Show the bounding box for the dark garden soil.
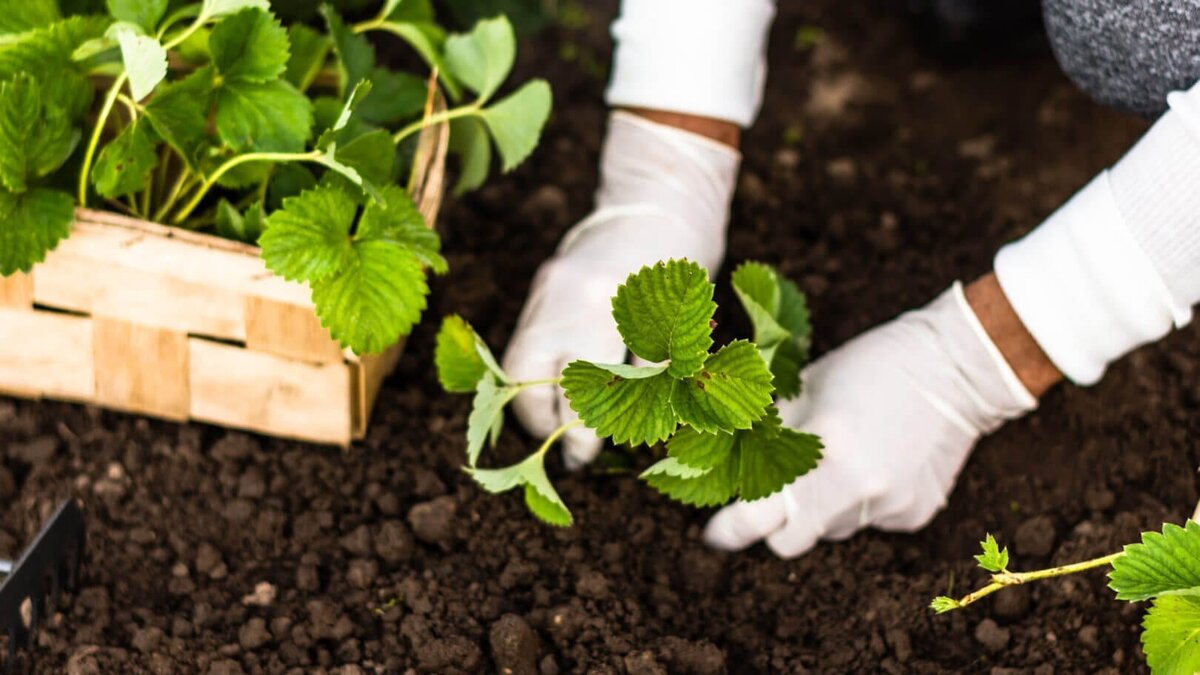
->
[3,1,1196,673]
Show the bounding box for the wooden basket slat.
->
[188,338,353,445]
[92,318,191,421]
[244,296,345,364]
[0,308,95,401]
[0,273,32,308]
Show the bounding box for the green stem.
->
[513,377,563,390]
[162,9,209,51]
[116,93,140,123]
[171,151,320,225]
[536,419,585,457]
[353,18,462,101]
[392,106,479,144]
[78,73,128,206]
[153,165,195,223]
[945,552,1125,611]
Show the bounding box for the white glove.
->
[503,111,740,468]
[705,283,1037,557]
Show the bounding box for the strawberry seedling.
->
[0,0,552,354]
[933,521,1200,673]
[436,259,824,525]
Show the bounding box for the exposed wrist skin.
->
[622,108,741,150]
[965,273,1062,398]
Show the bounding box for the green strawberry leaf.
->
[93,119,159,198]
[732,262,811,399]
[310,241,426,354]
[524,484,573,527]
[383,0,436,22]
[975,534,1010,573]
[315,79,373,151]
[335,129,396,186]
[470,450,572,527]
[106,0,167,33]
[355,184,443,273]
[736,419,822,501]
[929,597,961,614]
[1110,520,1200,601]
[284,23,330,89]
[466,373,519,465]
[321,5,374,95]
[654,407,821,505]
[436,314,506,393]
[262,184,434,354]
[216,78,314,152]
[204,0,269,17]
[642,453,737,507]
[110,23,167,101]
[371,18,457,100]
[449,116,491,195]
[215,198,265,243]
[0,17,109,119]
[259,183,358,283]
[209,7,289,83]
[444,15,513,102]
[670,340,775,435]
[0,74,80,193]
[142,66,213,167]
[267,162,317,210]
[561,362,678,447]
[479,79,551,172]
[0,187,75,275]
[667,423,737,470]
[358,68,426,125]
[611,259,716,378]
[1143,595,1200,675]
[0,0,60,35]
[732,262,789,345]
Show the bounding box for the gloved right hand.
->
[502,110,740,468]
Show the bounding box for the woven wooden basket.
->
[0,96,449,446]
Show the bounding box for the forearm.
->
[622,108,741,150]
[965,274,1061,398]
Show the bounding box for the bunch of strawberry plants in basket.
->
[436,259,825,524]
[0,0,551,353]
[933,521,1200,673]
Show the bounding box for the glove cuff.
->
[605,0,776,127]
[557,111,740,275]
[913,283,1037,437]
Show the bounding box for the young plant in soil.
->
[435,259,824,525]
[933,522,1200,673]
[0,0,551,354]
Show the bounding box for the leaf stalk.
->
[939,551,1125,611]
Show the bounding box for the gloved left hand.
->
[704,283,1038,557]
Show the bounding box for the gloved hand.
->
[503,110,740,468]
[704,282,1037,557]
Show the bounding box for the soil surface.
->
[3,1,1196,673]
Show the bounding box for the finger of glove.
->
[703,494,787,552]
[557,386,603,469]
[764,453,890,557]
[871,462,949,532]
[505,353,565,439]
[561,423,603,470]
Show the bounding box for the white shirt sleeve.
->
[605,0,777,128]
[994,80,1200,384]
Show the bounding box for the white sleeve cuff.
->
[995,172,1190,385]
[605,0,776,127]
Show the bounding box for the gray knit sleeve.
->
[1042,0,1200,117]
